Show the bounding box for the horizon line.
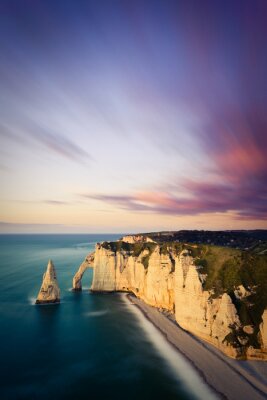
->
[0,228,267,235]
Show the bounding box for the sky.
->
[0,0,267,233]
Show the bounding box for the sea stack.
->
[36,260,60,304]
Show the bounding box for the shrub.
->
[141,254,150,269]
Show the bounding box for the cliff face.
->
[175,251,242,358]
[36,260,60,304]
[75,241,267,360]
[91,244,174,310]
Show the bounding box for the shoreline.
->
[126,294,267,400]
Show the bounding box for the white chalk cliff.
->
[90,243,174,310]
[121,235,155,244]
[36,260,60,304]
[175,251,242,358]
[74,242,267,360]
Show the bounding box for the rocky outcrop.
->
[121,235,155,243]
[36,260,60,304]
[73,252,94,291]
[234,285,251,299]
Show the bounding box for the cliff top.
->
[139,229,267,251]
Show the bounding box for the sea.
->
[0,234,216,400]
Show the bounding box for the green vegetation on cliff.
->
[101,240,158,270]
[101,240,157,257]
[193,246,241,293]
[194,246,267,302]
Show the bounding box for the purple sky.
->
[0,0,267,232]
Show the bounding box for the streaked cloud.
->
[43,200,68,205]
[0,121,91,163]
[27,125,91,162]
[83,185,266,220]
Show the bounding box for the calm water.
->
[0,234,215,400]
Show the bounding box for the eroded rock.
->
[36,260,60,304]
[73,252,94,291]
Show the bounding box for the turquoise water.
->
[0,234,211,400]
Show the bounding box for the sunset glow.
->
[0,0,267,233]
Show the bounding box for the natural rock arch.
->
[72,252,94,291]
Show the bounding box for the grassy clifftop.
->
[101,240,157,257]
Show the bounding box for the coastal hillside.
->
[136,230,267,250]
[73,234,267,360]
